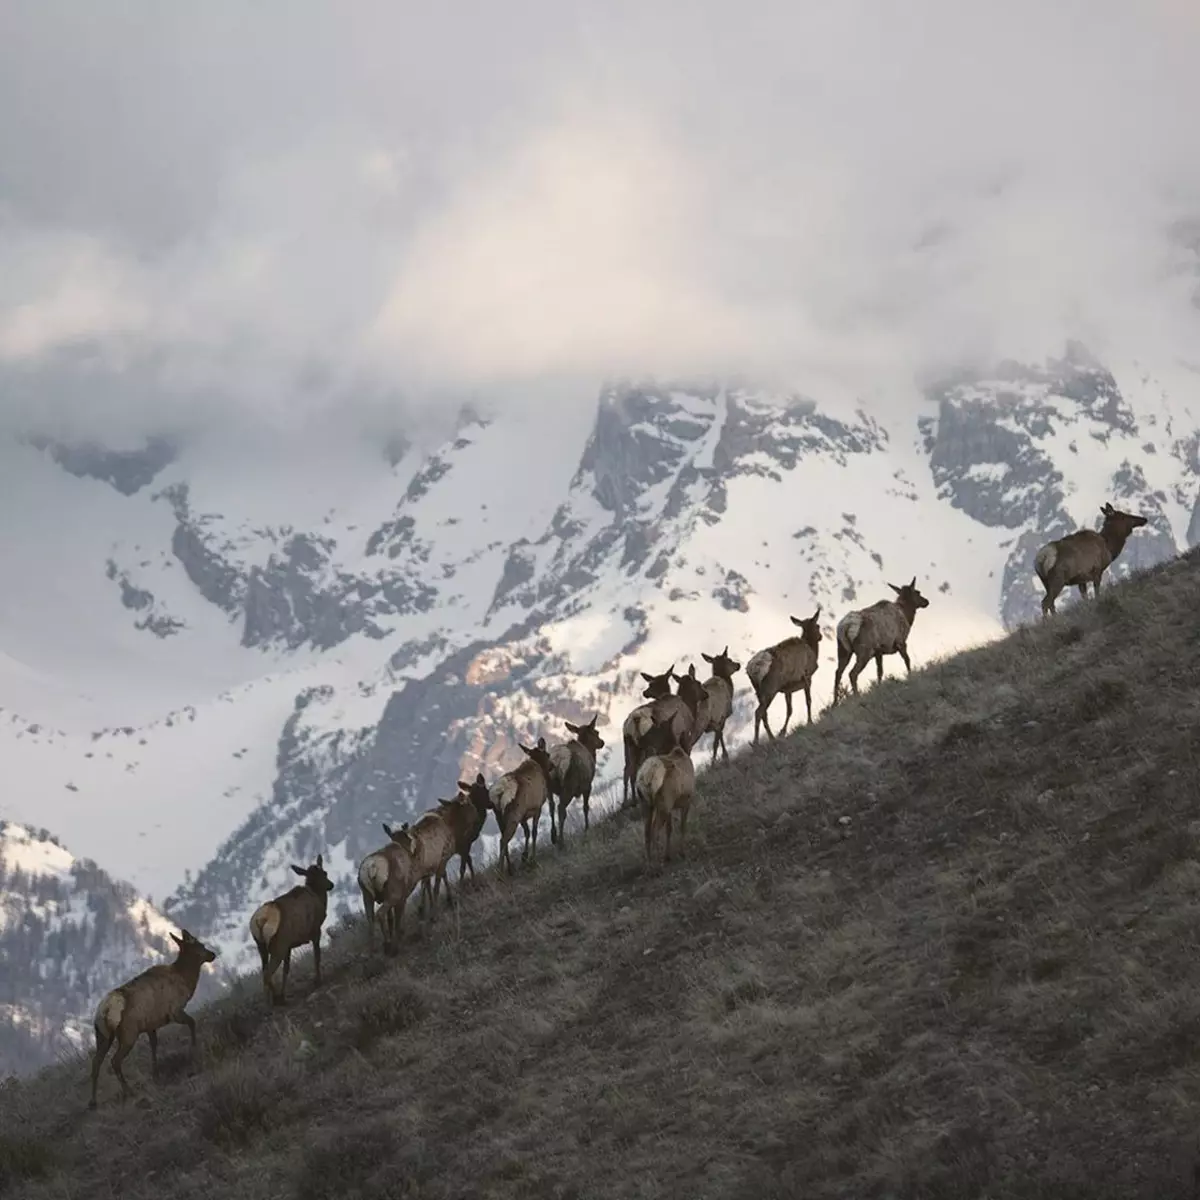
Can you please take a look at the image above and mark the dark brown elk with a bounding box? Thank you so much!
[1035,502,1149,616]
[691,648,742,763]
[622,666,708,808]
[358,827,416,952]
[449,772,493,882]
[746,611,822,744]
[249,856,335,1006]
[619,665,678,807]
[548,714,606,844]
[88,929,218,1108]
[489,738,556,874]
[833,579,929,702]
[635,719,698,869]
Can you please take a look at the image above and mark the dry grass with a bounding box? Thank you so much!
[7,551,1200,1198]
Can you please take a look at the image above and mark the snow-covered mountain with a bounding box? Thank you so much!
[0,821,220,1077]
[2,342,1198,1071]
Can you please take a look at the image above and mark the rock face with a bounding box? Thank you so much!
[4,347,1198,1031]
[27,435,177,496]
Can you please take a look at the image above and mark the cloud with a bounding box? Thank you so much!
[1,0,1199,441]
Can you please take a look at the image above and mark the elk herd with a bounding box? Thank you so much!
[85,502,1150,1107]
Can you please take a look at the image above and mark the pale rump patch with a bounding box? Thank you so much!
[837,612,864,654]
[94,990,126,1037]
[1035,544,1058,581]
[746,649,773,690]
[490,776,519,814]
[635,757,668,807]
[250,901,281,948]
[358,852,390,897]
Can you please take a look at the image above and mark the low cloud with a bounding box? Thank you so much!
[1,0,1199,442]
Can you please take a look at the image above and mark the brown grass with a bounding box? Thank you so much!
[7,551,1200,1198]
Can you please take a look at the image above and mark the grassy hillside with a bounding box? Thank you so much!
[6,551,1200,1199]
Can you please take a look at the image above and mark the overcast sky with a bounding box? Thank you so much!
[1,0,1199,441]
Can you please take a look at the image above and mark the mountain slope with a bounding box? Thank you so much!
[0,822,211,1079]
[5,547,1200,1198]
[1,345,1198,1018]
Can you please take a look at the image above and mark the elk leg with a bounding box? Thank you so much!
[804,681,813,725]
[781,691,793,735]
[898,645,912,674]
[110,1036,135,1100]
[848,655,867,696]
[583,786,592,831]
[663,811,674,863]
[279,949,292,1004]
[89,1027,113,1108]
[361,887,376,949]
[875,652,884,682]
[176,1010,197,1055]
[146,1029,159,1081]
[312,934,322,986]
[549,798,558,844]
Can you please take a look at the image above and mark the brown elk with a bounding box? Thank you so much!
[548,714,606,844]
[833,579,929,702]
[358,827,416,952]
[489,737,556,874]
[622,666,707,807]
[249,856,335,1006]
[691,648,742,763]
[636,719,698,869]
[620,665,678,807]
[1035,502,1149,616]
[746,610,822,743]
[88,929,218,1108]
[449,772,493,882]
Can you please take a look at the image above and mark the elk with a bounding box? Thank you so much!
[89,928,218,1108]
[746,611,822,744]
[1035,502,1149,617]
[489,737,556,874]
[358,827,416,952]
[691,647,742,763]
[619,665,678,807]
[833,578,930,702]
[548,714,606,844]
[636,720,698,869]
[449,772,493,882]
[249,856,335,1006]
[622,665,707,807]
[377,803,458,930]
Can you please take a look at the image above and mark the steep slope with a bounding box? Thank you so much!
[0,822,214,1079]
[5,548,1200,1198]
[1,347,1198,984]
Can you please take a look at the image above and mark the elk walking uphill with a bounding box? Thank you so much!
[371,804,460,953]
[690,648,742,763]
[622,666,707,808]
[1035,502,1149,617]
[620,665,678,808]
[833,579,930,703]
[746,611,822,744]
[636,719,698,869]
[548,714,605,845]
[358,826,417,953]
[88,929,218,1108]
[249,856,335,1006]
[490,737,556,875]
[448,773,494,882]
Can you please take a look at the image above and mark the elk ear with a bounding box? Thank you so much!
[640,672,655,683]
[518,743,533,755]
[170,933,184,948]
[909,576,916,589]
[701,652,713,663]
[316,854,323,869]
[291,864,306,876]
[475,772,486,786]
[588,713,598,727]
[887,582,901,594]
[813,606,821,621]
[565,722,580,735]
[688,664,697,678]
[457,780,471,792]
[537,736,547,750]
[790,615,803,626]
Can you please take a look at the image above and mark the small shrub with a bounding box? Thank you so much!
[349,981,428,1050]
[0,1134,53,1188]
[196,1062,279,1148]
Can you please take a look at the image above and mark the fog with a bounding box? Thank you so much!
[2,0,1199,442]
